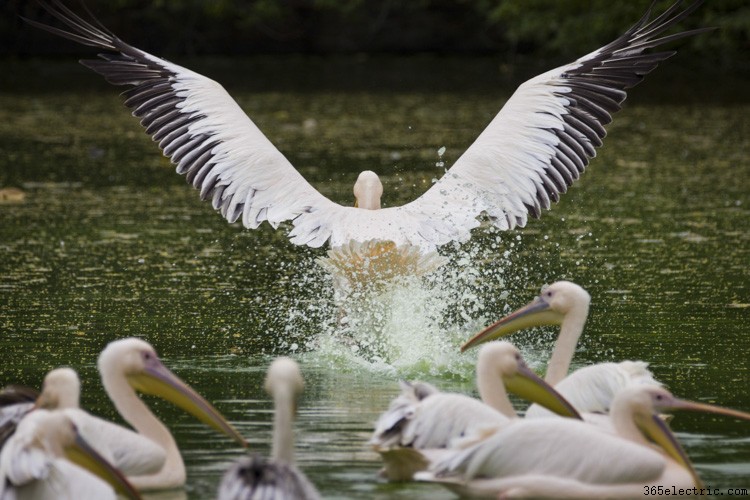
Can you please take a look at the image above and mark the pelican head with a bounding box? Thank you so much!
[462,281,591,351]
[20,410,141,499]
[353,170,383,210]
[478,342,581,419]
[264,357,304,397]
[98,338,247,447]
[35,367,80,410]
[615,386,750,489]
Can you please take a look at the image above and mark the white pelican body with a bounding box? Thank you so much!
[1,350,246,495]
[370,342,582,480]
[27,1,712,254]
[218,357,320,500]
[1,369,165,479]
[93,338,247,491]
[417,386,750,498]
[33,367,166,477]
[372,381,508,450]
[0,409,141,500]
[527,360,660,418]
[463,281,662,418]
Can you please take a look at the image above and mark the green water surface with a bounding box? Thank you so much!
[1,56,749,498]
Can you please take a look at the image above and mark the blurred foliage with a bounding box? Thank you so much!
[1,0,748,72]
[483,0,749,68]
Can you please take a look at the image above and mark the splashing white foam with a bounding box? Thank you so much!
[279,232,517,379]
[251,217,606,407]
[259,224,572,381]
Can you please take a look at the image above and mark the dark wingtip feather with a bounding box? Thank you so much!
[534,0,711,215]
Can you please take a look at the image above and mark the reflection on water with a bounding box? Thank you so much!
[1,58,749,497]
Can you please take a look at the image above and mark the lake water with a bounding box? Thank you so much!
[1,56,749,498]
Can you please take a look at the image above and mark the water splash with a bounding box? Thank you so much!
[233,222,573,382]
[274,229,565,380]
[435,145,447,173]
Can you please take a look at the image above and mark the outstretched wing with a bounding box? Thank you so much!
[27,0,340,245]
[398,0,711,243]
[28,1,710,251]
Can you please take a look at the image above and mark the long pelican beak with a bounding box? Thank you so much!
[634,413,703,489]
[65,427,142,499]
[127,357,248,448]
[505,361,582,420]
[636,398,750,490]
[462,296,563,352]
[665,398,750,422]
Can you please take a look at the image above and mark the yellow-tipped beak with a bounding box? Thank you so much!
[504,362,582,420]
[127,359,248,448]
[462,297,563,352]
[634,413,704,490]
[638,397,750,490]
[65,430,142,499]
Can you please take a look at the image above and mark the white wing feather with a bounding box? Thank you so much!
[431,418,665,483]
[1,431,50,486]
[0,412,118,500]
[60,408,166,476]
[370,382,510,481]
[28,1,710,250]
[371,383,508,451]
[525,361,662,418]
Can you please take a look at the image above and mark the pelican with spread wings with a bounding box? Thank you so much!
[27,1,710,271]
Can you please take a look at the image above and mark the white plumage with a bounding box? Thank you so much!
[26,0,712,252]
[4,343,246,492]
[370,342,581,480]
[92,338,247,491]
[1,345,247,495]
[462,281,663,418]
[0,409,141,500]
[526,360,662,418]
[416,385,750,498]
[33,367,166,478]
[0,368,166,482]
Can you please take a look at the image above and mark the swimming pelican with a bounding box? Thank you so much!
[28,366,169,479]
[94,338,248,490]
[0,367,163,478]
[416,385,750,498]
[462,281,662,418]
[0,409,141,500]
[217,357,320,500]
[370,341,582,481]
[26,1,711,256]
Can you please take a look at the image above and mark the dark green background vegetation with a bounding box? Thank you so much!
[3,1,748,72]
